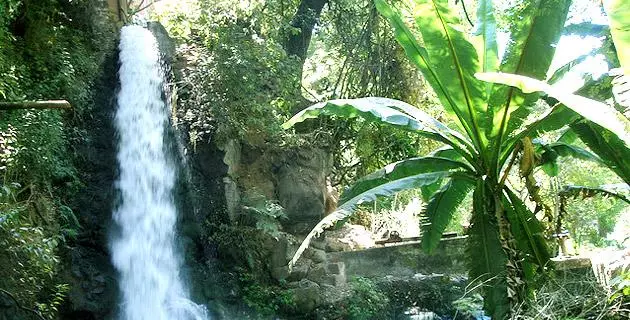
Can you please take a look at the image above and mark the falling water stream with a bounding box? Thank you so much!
[111,25,208,320]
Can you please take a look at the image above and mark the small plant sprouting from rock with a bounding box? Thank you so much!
[242,190,287,239]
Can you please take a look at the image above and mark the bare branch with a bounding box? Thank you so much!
[0,100,72,110]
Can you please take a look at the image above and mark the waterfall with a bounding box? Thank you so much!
[111,25,208,320]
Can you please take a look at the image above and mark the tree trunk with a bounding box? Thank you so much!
[0,100,72,110]
[284,0,329,63]
[283,0,329,116]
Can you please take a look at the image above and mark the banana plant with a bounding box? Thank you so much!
[283,0,630,318]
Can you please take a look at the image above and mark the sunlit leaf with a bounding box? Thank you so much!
[604,0,630,75]
[477,72,630,148]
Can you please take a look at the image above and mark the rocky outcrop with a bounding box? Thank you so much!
[274,147,332,234]
[220,139,333,233]
[61,50,119,319]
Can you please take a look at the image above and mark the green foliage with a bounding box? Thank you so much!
[0,191,76,319]
[0,0,116,317]
[319,277,390,320]
[282,0,630,318]
[609,270,630,310]
[421,178,474,253]
[158,1,302,148]
[453,294,485,319]
[238,271,295,315]
[512,271,628,319]
[604,0,630,75]
[241,190,287,239]
[346,277,390,320]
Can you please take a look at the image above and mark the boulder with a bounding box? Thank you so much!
[305,247,327,263]
[288,279,321,313]
[275,148,331,234]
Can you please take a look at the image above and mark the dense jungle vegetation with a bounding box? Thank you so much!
[1,0,630,319]
[0,0,116,318]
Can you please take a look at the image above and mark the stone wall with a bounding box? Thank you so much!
[278,235,470,317]
[328,236,468,279]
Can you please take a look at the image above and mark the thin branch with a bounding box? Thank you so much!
[0,100,71,110]
[457,0,474,27]
[0,289,47,320]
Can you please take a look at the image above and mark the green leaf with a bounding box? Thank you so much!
[563,23,609,38]
[473,0,499,76]
[288,170,459,269]
[500,105,580,165]
[421,146,466,201]
[559,184,630,204]
[535,141,603,164]
[487,0,571,173]
[374,0,479,148]
[477,72,630,148]
[504,188,551,272]
[340,156,472,205]
[386,97,477,155]
[571,120,630,185]
[282,97,470,156]
[547,49,600,84]
[557,128,578,144]
[421,177,474,253]
[468,181,509,319]
[413,0,488,149]
[604,0,630,75]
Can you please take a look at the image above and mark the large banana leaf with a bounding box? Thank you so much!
[421,146,466,201]
[473,0,499,77]
[604,0,630,75]
[487,0,571,174]
[504,189,551,273]
[560,184,630,204]
[547,48,601,84]
[477,72,630,147]
[339,156,473,204]
[412,0,488,150]
[374,0,479,148]
[282,97,472,158]
[535,141,604,176]
[571,120,630,185]
[287,170,458,269]
[421,177,475,253]
[386,98,477,156]
[535,141,603,163]
[468,181,509,319]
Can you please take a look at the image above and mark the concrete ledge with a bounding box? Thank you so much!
[328,236,468,278]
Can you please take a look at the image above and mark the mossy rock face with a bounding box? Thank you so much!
[275,147,332,234]
[287,279,321,313]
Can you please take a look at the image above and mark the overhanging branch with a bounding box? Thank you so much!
[0,100,72,110]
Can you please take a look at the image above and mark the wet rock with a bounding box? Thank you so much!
[288,279,321,313]
[268,236,289,269]
[147,21,176,65]
[319,283,350,306]
[288,262,310,282]
[271,266,289,282]
[318,274,345,286]
[306,264,326,283]
[305,247,327,263]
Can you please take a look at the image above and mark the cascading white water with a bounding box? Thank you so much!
[111,25,208,320]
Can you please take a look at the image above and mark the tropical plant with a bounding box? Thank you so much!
[283,0,630,318]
